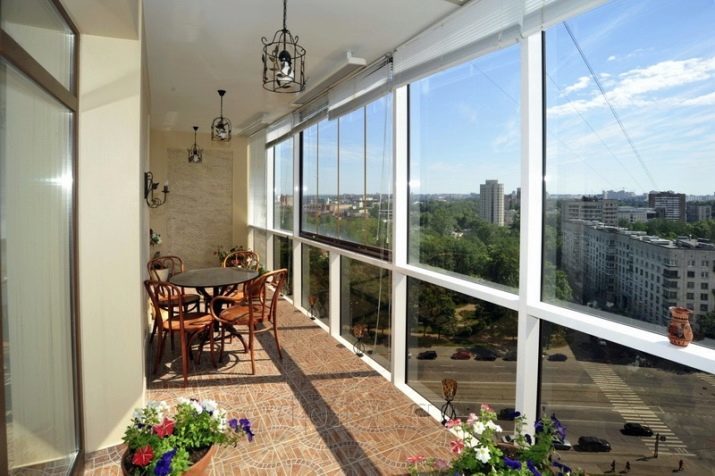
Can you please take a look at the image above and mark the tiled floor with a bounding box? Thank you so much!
[84,300,452,475]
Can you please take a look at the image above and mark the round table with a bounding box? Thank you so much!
[170,267,258,312]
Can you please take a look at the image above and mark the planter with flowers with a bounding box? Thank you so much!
[122,398,254,476]
[408,404,582,476]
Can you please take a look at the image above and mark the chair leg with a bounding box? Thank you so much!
[179,331,189,387]
[208,323,217,368]
[249,330,255,375]
[273,323,283,360]
[153,331,167,375]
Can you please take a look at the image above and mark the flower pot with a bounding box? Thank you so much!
[151,268,170,282]
[667,306,693,347]
[122,445,216,475]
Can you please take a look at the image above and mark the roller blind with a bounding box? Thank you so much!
[327,57,392,120]
[265,114,293,147]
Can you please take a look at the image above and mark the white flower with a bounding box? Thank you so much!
[472,421,486,435]
[474,446,491,464]
[177,397,191,405]
[486,421,502,433]
[190,400,203,414]
[201,399,219,414]
[132,408,145,422]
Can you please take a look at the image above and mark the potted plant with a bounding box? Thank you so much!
[407,404,583,475]
[213,244,244,265]
[122,398,254,475]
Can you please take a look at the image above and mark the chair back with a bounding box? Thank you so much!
[249,269,287,322]
[147,255,186,281]
[144,280,188,331]
[223,250,260,270]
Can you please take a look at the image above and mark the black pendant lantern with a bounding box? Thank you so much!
[187,126,203,163]
[261,0,306,93]
[211,90,232,141]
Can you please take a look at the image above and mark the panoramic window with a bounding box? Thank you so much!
[301,244,330,326]
[540,322,715,474]
[248,135,267,228]
[406,278,517,420]
[272,138,293,231]
[340,257,392,369]
[273,235,293,297]
[408,45,521,290]
[301,96,393,257]
[542,0,715,349]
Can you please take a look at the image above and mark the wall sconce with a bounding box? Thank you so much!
[144,171,169,208]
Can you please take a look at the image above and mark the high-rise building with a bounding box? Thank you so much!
[562,219,715,325]
[648,191,686,221]
[687,203,712,222]
[479,179,504,226]
[562,196,618,226]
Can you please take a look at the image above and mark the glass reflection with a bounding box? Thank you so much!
[301,244,329,326]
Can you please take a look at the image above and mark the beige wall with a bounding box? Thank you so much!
[149,130,249,266]
[78,32,145,452]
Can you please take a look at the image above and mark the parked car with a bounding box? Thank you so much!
[502,349,517,361]
[552,438,572,451]
[622,422,653,436]
[547,353,568,362]
[577,436,611,452]
[417,350,437,360]
[450,350,472,360]
[473,347,498,361]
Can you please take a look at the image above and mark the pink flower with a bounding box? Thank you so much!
[406,455,425,464]
[131,445,153,467]
[480,403,494,412]
[445,418,462,429]
[153,418,174,438]
[466,412,478,425]
[450,439,465,454]
[434,458,450,470]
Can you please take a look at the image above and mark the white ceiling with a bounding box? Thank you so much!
[142,0,461,134]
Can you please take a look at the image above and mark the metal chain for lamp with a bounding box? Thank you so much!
[261,0,306,93]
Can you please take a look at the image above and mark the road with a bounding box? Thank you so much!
[407,345,715,475]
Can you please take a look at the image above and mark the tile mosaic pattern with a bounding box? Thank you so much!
[84,301,452,475]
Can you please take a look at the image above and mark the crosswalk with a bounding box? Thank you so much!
[580,362,694,457]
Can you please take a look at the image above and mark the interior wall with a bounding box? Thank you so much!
[77,32,145,452]
[149,130,249,267]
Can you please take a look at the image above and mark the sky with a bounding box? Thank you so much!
[410,0,715,196]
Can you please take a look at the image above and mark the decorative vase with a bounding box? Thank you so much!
[122,445,216,475]
[151,267,170,282]
[667,306,693,347]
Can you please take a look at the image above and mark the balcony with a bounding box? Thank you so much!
[84,300,452,474]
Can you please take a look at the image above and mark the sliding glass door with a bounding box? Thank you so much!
[0,1,80,473]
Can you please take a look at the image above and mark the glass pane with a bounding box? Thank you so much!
[301,244,330,326]
[301,125,318,234]
[338,108,365,243]
[406,278,517,421]
[366,95,393,250]
[1,0,74,90]
[318,119,338,238]
[340,257,391,369]
[249,136,267,228]
[543,0,715,349]
[541,322,715,474]
[1,60,77,472]
[273,235,293,297]
[409,44,521,291]
[273,138,293,231]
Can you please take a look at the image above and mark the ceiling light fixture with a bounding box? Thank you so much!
[187,126,203,163]
[211,89,232,141]
[261,0,306,93]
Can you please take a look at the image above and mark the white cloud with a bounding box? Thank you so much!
[608,55,617,62]
[560,76,591,96]
[548,55,715,117]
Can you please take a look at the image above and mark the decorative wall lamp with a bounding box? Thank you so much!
[144,172,169,208]
[261,0,306,93]
[187,125,203,163]
[211,90,232,141]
